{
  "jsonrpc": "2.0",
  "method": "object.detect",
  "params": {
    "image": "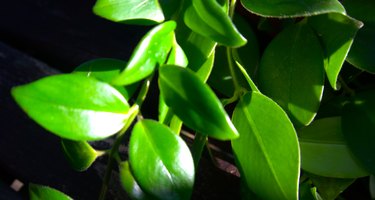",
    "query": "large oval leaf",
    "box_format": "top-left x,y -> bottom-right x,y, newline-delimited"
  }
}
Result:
342,90 -> 375,174
159,65 -> 239,140
93,0 -> 164,25
119,161 -> 151,200
61,139 -> 100,171
29,184 -> 72,200
240,0 -> 345,18
11,74 -> 130,141
129,120 -> 194,200
112,21 -> 176,85
232,92 -> 300,200
258,22 -> 325,126
298,117 -> 369,178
